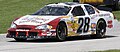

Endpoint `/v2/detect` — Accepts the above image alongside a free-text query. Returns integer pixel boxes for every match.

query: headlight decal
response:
[35,24,52,30]
[10,23,17,28]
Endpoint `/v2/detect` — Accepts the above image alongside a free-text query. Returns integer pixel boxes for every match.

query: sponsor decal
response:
[99,14,110,17]
[91,14,110,19]
[91,15,98,19]
[16,29,29,31]
[91,23,96,28]
[90,23,96,34]
[19,17,49,24]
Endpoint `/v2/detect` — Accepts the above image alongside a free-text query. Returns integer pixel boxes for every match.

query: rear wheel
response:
[56,22,67,41]
[91,20,106,38]
[14,38,27,42]
[96,20,106,38]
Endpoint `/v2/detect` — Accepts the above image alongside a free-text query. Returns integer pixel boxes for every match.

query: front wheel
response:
[56,22,67,41]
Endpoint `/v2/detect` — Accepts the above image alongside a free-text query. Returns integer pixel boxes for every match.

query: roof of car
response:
[47,2,89,7]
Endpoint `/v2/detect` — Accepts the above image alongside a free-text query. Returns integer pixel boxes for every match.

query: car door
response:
[84,5,99,26]
[71,6,91,35]
[84,5,101,34]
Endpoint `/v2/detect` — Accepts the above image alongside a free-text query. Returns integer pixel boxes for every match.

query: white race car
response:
[6,2,115,41]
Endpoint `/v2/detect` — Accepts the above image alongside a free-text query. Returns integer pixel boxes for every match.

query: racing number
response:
[77,17,90,33]
[77,18,83,33]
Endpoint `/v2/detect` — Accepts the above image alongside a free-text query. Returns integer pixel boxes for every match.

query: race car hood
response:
[14,15,61,26]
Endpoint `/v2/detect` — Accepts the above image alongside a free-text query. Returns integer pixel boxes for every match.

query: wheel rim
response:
[97,21,106,37]
[57,23,66,40]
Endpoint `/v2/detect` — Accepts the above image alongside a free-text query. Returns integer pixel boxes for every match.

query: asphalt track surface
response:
[0,20,119,52]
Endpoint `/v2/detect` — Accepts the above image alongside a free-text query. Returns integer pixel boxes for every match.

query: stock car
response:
[6,2,115,41]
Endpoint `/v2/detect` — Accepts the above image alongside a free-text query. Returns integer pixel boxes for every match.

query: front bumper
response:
[6,35,55,39]
[6,28,56,39]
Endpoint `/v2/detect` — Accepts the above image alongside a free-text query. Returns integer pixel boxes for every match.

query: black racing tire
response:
[14,38,27,42]
[96,20,106,38]
[56,22,67,41]
[91,20,106,38]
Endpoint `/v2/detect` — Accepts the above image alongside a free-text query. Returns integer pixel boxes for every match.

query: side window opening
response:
[72,6,85,16]
[84,5,95,15]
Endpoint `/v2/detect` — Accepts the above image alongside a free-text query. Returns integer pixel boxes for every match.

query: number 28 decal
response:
[77,17,90,33]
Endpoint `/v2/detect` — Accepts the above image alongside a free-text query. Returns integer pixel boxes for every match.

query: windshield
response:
[32,6,71,16]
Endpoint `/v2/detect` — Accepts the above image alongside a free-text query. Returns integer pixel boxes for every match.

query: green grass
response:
[93,49,120,52]
[113,11,120,20]
[0,0,71,33]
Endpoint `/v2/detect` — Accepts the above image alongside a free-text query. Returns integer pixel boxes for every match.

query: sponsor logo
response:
[16,29,29,31]
[19,17,49,24]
